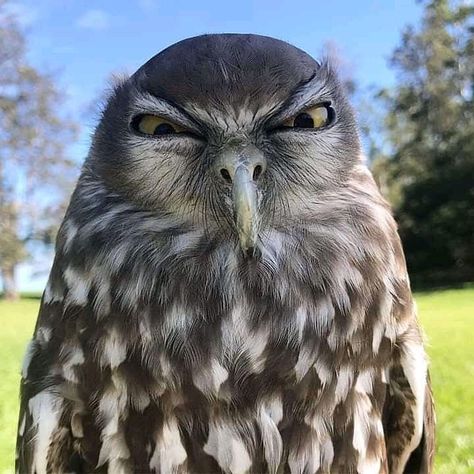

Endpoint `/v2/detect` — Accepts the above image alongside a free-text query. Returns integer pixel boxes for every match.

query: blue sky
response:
[11,0,423,291]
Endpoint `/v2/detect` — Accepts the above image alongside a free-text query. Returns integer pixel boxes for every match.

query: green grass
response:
[0,298,39,474]
[0,288,473,473]
[416,285,474,473]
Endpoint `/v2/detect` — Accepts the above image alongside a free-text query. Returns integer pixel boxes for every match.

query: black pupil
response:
[153,123,176,135]
[293,112,314,128]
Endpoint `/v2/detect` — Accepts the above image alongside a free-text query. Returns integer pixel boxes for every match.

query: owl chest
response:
[147,297,389,398]
[118,301,388,473]
[67,295,391,473]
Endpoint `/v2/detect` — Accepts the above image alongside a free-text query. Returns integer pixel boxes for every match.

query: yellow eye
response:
[283,104,333,129]
[132,114,187,136]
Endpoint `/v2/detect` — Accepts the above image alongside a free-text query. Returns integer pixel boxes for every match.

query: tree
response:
[0,1,78,299]
[371,0,474,287]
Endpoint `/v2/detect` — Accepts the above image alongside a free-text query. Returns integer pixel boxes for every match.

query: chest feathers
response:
[32,246,409,473]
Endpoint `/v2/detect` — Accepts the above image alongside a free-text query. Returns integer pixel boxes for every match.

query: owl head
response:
[88,34,360,257]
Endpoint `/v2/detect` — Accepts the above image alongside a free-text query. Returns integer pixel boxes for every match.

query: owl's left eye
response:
[131,114,187,136]
[282,104,334,130]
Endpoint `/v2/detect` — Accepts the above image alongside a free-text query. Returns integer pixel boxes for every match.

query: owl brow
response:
[266,72,335,128]
[131,92,202,133]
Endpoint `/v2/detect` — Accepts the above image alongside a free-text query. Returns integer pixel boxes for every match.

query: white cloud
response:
[3,2,40,27]
[137,0,157,11]
[76,9,110,31]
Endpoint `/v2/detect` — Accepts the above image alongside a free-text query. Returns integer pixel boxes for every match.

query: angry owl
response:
[16,34,435,474]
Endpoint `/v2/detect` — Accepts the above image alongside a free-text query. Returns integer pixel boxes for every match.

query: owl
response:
[16,34,435,474]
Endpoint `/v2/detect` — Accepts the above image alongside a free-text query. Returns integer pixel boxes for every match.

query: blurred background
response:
[0,0,472,472]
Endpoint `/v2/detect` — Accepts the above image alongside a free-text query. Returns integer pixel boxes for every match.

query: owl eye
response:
[132,114,187,136]
[283,104,334,130]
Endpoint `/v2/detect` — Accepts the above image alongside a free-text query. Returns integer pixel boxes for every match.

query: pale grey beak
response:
[232,164,259,255]
[215,144,266,257]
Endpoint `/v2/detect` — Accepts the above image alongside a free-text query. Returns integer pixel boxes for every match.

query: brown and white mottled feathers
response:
[16,34,434,473]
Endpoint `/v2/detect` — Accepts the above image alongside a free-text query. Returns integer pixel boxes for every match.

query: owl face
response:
[90,34,360,255]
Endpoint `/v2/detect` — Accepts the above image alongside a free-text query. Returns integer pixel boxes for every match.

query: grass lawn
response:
[0,286,473,473]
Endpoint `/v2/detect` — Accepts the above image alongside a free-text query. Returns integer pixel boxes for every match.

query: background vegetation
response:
[0,0,77,300]
[0,0,473,472]
[368,0,474,288]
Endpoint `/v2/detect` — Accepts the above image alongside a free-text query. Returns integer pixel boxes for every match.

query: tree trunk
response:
[1,265,18,300]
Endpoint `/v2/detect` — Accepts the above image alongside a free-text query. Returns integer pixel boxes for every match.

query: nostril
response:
[220,168,232,184]
[253,165,263,182]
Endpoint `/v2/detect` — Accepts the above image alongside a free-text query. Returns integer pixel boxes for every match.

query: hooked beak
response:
[216,145,266,257]
[232,164,259,256]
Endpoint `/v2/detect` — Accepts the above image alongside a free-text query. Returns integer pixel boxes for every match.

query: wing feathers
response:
[383,338,435,474]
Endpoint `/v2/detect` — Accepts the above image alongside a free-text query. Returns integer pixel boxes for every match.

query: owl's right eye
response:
[131,114,187,136]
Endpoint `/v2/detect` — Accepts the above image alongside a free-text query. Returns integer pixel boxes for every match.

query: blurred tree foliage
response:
[0,1,77,299]
[370,0,474,288]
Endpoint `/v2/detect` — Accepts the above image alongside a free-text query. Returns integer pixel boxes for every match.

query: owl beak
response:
[217,145,265,257]
[232,164,259,257]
